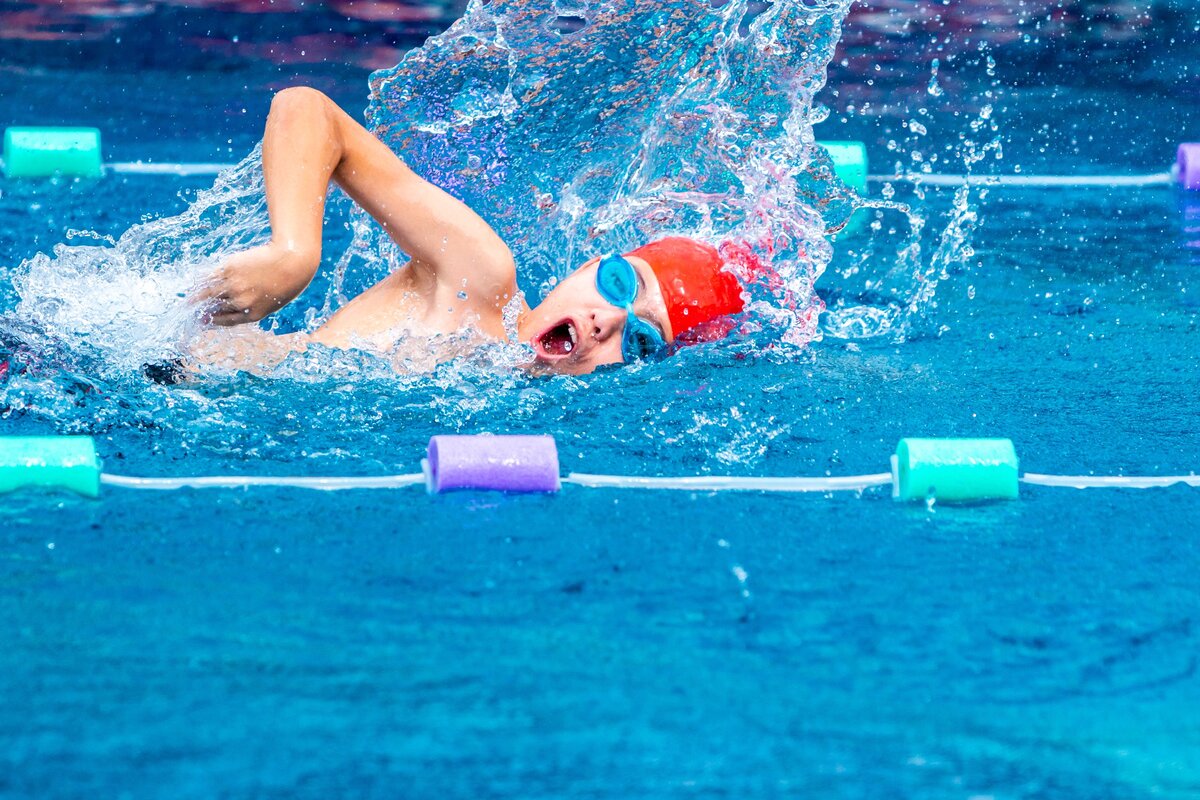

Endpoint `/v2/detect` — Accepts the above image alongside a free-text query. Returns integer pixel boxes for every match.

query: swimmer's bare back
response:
[193,87,523,349]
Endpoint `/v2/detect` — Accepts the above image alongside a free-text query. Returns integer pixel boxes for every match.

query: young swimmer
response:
[192,87,747,375]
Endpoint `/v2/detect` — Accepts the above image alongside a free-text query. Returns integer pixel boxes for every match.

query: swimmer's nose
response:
[590,307,626,343]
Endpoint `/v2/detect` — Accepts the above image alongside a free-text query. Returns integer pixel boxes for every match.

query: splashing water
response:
[358,0,856,341]
[2,149,270,377]
[0,0,982,396]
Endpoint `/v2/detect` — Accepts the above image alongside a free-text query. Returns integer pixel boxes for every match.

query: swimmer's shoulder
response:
[416,238,519,331]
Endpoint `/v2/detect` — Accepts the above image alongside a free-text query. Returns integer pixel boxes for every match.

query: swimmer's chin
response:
[524,358,567,377]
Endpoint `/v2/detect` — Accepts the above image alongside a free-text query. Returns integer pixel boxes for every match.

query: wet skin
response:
[194,87,674,376]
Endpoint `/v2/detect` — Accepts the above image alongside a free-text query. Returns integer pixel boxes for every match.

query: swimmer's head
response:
[521,237,745,375]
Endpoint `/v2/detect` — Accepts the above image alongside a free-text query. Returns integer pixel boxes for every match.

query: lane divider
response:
[876,173,1176,188]
[106,162,242,176]
[2,434,1197,504]
[4,127,1198,193]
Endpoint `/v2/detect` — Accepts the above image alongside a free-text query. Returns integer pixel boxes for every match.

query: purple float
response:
[425,435,561,494]
[1179,143,1200,191]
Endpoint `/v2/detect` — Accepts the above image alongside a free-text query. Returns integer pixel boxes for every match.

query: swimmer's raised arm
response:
[198,86,515,326]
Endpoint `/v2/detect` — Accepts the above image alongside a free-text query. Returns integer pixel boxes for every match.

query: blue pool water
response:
[3,0,1200,796]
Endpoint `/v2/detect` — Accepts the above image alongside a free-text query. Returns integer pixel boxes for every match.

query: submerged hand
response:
[193,244,317,326]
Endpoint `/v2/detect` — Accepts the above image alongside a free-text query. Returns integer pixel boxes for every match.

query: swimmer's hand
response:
[193,243,317,326]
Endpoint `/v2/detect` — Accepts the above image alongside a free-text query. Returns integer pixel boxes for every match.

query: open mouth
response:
[534,318,578,360]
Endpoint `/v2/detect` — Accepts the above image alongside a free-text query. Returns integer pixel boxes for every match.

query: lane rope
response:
[562,472,893,492]
[4,435,1200,502]
[1020,473,1200,490]
[107,161,238,176]
[88,163,1187,188]
[98,473,426,491]
[92,470,1200,494]
[868,172,1176,188]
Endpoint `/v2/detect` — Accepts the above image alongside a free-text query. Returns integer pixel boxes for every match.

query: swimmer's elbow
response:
[270,86,331,115]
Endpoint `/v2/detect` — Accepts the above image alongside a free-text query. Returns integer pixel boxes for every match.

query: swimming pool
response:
[3,1,1200,796]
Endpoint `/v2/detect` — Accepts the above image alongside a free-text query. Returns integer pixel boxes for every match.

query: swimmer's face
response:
[521,255,674,375]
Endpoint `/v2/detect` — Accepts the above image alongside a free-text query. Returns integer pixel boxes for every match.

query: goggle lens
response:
[596,255,638,306]
[595,255,667,362]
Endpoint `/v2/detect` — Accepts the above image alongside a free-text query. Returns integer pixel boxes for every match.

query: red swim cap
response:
[627,237,745,341]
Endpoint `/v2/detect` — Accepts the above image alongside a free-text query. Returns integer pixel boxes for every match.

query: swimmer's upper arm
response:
[325,100,517,310]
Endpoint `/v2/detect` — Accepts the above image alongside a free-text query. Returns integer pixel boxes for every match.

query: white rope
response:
[100,472,426,491]
[868,173,1175,188]
[4,159,1174,188]
[563,472,893,492]
[107,162,236,176]
[1021,473,1200,489]
[95,470,1200,494]
[107,167,1178,186]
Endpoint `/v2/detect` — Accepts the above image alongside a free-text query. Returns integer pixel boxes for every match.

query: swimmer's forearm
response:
[198,89,357,325]
[255,86,514,318]
[311,91,516,299]
[261,87,343,277]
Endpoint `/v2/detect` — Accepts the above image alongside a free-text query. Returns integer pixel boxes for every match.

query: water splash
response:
[0,0,984,401]
[3,148,271,376]
[361,0,857,343]
[820,92,998,342]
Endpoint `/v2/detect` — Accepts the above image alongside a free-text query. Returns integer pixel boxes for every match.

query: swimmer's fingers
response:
[190,278,269,326]
[187,284,232,325]
[188,281,222,306]
[189,274,237,324]
[208,309,258,327]
[204,292,270,325]
[191,245,314,325]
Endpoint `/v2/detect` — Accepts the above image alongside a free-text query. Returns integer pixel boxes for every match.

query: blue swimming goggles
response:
[595,254,668,362]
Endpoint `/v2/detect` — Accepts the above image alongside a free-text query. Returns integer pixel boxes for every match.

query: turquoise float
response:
[817,140,868,235]
[0,436,102,498]
[892,438,1020,503]
[2,127,103,179]
[817,140,868,195]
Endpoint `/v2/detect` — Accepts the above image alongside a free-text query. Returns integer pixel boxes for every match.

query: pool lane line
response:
[96,471,1200,494]
[9,437,1200,503]
[562,472,893,492]
[6,131,1198,189]
[1020,473,1200,489]
[99,471,897,494]
[107,161,240,176]
[868,172,1176,188]
[99,472,426,491]
[75,162,1200,188]
[100,163,1186,187]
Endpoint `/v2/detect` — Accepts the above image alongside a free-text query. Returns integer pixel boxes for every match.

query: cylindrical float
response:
[0,436,102,498]
[892,438,1019,503]
[3,127,104,179]
[425,435,560,494]
[1179,143,1200,191]
[817,141,868,195]
[817,140,869,236]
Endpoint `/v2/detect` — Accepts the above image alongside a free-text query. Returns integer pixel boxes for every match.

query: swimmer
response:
[192,87,747,376]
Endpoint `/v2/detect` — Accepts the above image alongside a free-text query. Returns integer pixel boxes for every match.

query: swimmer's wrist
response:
[265,240,321,282]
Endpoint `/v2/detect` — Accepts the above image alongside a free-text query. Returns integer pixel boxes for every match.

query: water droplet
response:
[927,58,944,97]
